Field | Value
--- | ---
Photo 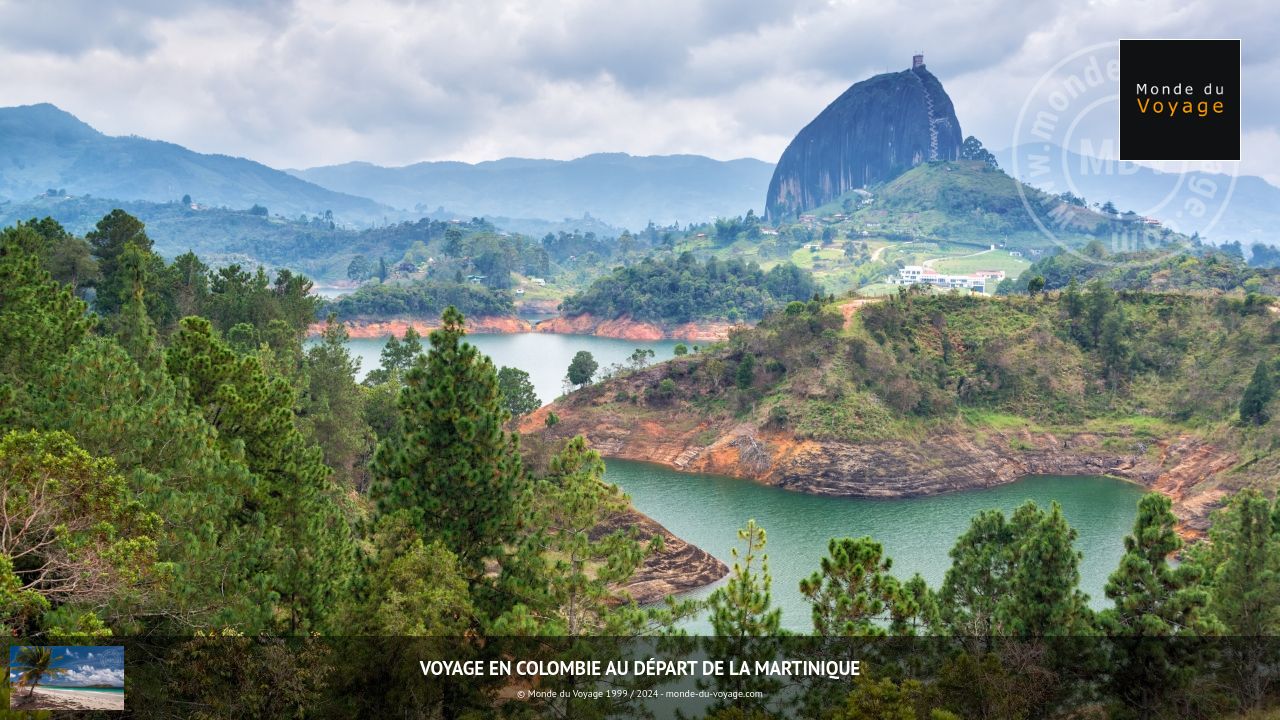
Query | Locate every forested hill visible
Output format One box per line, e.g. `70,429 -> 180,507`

558,253 -> 820,324
1005,240 -> 1280,295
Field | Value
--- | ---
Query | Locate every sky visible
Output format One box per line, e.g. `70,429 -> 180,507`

2,0 -> 1278,183
8,646 -> 125,688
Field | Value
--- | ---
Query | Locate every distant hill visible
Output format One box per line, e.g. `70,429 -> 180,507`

290,153 -> 775,231
994,143 -> 1280,251
814,160 -> 1143,258
766,61 -> 962,221
0,194 -> 451,281
0,103 -> 392,223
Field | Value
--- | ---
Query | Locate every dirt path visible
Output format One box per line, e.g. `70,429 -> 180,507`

923,247 -> 991,268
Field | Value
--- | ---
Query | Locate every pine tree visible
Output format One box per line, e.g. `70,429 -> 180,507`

167,317 -> 356,632
86,209 -> 152,315
1102,493 -> 1213,635
707,519 -> 782,638
300,315 -> 374,489
36,336 -> 271,631
939,509 -> 1017,636
370,306 -> 527,571
1100,493 -> 1218,717
112,242 -> 163,371
996,502 -> 1093,636
1239,360 -> 1274,425
1195,490 -> 1280,710
0,226 -> 95,426
493,436 -> 668,635
800,536 -> 937,636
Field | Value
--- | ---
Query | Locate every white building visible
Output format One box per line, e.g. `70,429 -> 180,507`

895,265 -> 1006,294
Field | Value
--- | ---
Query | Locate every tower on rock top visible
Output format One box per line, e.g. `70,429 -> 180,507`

912,53 -> 925,70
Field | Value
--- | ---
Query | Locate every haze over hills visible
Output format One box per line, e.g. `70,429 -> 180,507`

766,58 -> 962,221
0,103 -> 393,223
995,144 -> 1280,250
290,153 -> 775,232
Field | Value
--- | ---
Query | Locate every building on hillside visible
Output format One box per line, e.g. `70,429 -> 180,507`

894,265 -> 1005,294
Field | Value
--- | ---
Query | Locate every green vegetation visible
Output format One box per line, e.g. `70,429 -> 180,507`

1007,240 -> 1280,295
560,252 -> 819,323
567,350 -> 598,388
327,278 -> 515,319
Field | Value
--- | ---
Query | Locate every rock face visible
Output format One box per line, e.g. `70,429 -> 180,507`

765,62 -> 963,220
605,508 -> 728,604
520,379 -> 1238,541
315,315 -> 531,338
534,314 -> 741,342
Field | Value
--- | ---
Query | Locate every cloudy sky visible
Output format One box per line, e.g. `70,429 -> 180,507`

2,0 -> 1278,181
8,646 -> 125,688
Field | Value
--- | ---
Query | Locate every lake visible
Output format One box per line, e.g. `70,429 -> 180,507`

337,332 -> 1146,633
606,461 -> 1145,633
339,334 -> 682,406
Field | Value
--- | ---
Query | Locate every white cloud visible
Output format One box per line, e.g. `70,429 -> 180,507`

0,0 -> 1276,172
62,664 -> 124,688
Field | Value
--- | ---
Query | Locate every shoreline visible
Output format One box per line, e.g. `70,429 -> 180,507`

10,686 -> 125,711
311,314 -> 740,342
520,391 -> 1235,540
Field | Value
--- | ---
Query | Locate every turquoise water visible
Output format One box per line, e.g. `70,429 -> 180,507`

604,461 -> 1146,633
339,334 -> 681,406
335,332 -> 1146,634
38,686 -> 124,694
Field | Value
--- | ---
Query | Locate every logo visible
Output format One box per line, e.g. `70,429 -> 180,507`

1011,41 -> 1238,266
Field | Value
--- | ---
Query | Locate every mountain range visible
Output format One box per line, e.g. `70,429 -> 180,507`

0,103 -> 774,231
288,153 -> 774,231
0,104 -> 392,223
994,144 -> 1280,250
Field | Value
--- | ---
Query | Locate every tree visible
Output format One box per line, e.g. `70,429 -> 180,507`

340,513 -> 474,636
166,317 -> 356,632
939,509 -> 1016,637
301,315 -> 375,489
707,519 -> 782,638
347,254 -> 374,282
11,646 -> 68,700
182,193 -> 192,205
1100,493 -> 1218,716
567,350 -> 598,388
497,437 -> 669,635
800,536 -> 937,636
379,326 -> 423,377
736,353 -> 756,390
960,136 -> 999,168
370,307 -> 527,571
497,366 -> 540,417
1239,360 -> 1273,425
86,209 -> 152,315
1027,275 -> 1046,297
378,256 -> 388,283
674,343 -> 689,357
628,347 -> 655,370
1194,490 -> 1280,709
0,227 -> 95,426
703,520 -> 785,717
0,430 -> 159,620
996,502 -> 1092,637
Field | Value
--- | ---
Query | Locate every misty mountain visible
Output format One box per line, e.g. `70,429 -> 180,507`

995,144 -> 1280,250
0,103 -> 393,223
290,153 -> 775,231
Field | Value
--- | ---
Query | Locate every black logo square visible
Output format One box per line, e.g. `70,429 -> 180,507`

1120,39 -> 1240,161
